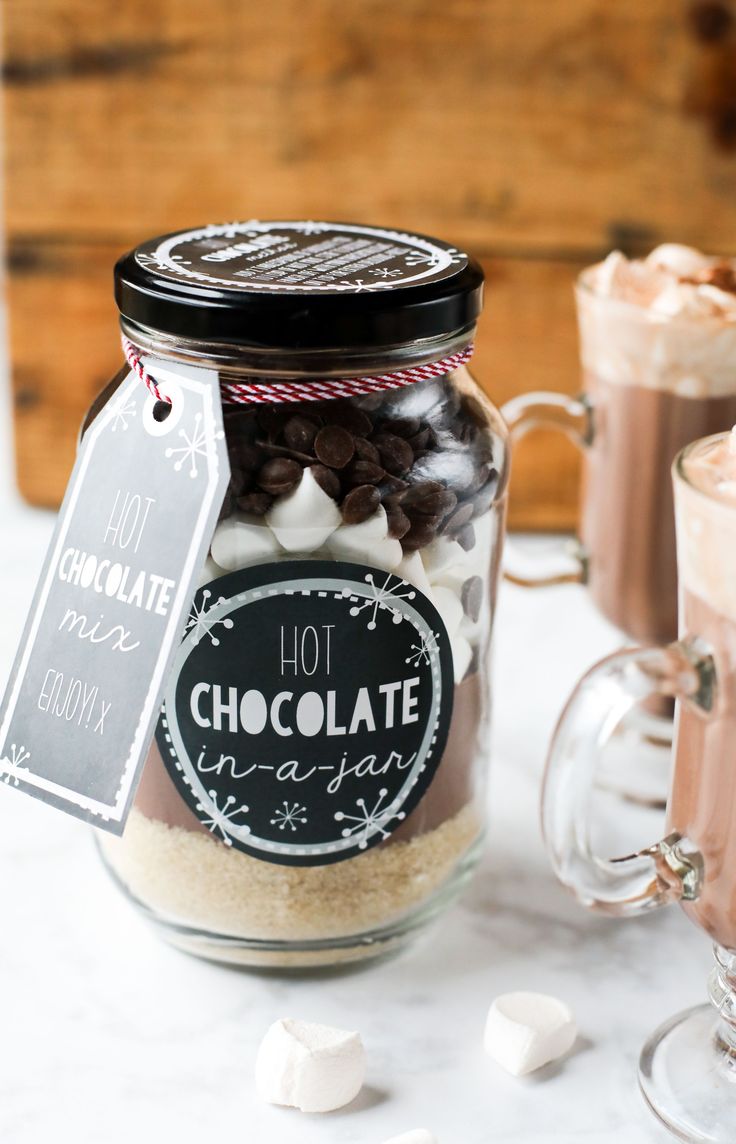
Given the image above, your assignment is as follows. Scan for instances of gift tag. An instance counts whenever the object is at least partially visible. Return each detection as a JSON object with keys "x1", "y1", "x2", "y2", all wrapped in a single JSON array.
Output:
[{"x1": 0, "y1": 362, "x2": 229, "y2": 831}]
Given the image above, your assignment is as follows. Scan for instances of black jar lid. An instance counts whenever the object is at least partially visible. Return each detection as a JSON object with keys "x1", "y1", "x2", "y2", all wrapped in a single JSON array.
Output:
[{"x1": 114, "y1": 220, "x2": 483, "y2": 350}]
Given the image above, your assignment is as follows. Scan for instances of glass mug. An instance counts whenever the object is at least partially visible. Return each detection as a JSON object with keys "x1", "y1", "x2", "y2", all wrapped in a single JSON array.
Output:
[
  {"x1": 503, "y1": 266, "x2": 736, "y2": 645},
  {"x1": 542, "y1": 431, "x2": 736, "y2": 1143},
  {"x1": 504, "y1": 265, "x2": 736, "y2": 804}
]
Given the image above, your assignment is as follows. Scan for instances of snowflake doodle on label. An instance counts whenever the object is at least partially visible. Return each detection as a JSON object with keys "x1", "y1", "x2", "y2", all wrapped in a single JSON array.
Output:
[
  {"x1": 185, "y1": 590, "x2": 235, "y2": 647},
  {"x1": 2, "y1": 743, "x2": 31, "y2": 786},
  {"x1": 406, "y1": 630, "x2": 440, "y2": 667},
  {"x1": 270, "y1": 801, "x2": 308, "y2": 833},
  {"x1": 109, "y1": 393, "x2": 137, "y2": 432},
  {"x1": 335, "y1": 278, "x2": 393, "y2": 293},
  {"x1": 294, "y1": 221, "x2": 331, "y2": 236},
  {"x1": 345, "y1": 574, "x2": 416, "y2": 631},
  {"x1": 165, "y1": 412, "x2": 224, "y2": 478},
  {"x1": 404, "y1": 250, "x2": 442, "y2": 268},
  {"x1": 334, "y1": 788, "x2": 406, "y2": 849},
  {"x1": 197, "y1": 791, "x2": 250, "y2": 844}
]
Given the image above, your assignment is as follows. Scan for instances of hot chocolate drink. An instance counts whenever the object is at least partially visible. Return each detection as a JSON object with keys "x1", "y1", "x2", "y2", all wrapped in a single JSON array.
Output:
[
  {"x1": 667, "y1": 429, "x2": 736, "y2": 949},
  {"x1": 578, "y1": 245, "x2": 736, "y2": 644}
]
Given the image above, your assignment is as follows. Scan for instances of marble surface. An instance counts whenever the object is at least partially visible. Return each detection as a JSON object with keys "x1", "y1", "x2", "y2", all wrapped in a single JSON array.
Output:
[{"x1": 0, "y1": 494, "x2": 709, "y2": 1143}]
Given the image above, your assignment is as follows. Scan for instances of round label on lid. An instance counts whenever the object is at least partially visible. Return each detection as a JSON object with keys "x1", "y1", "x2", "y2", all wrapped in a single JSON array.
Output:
[{"x1": 135, "y1": 220, "x2": 468, "y2": 295}]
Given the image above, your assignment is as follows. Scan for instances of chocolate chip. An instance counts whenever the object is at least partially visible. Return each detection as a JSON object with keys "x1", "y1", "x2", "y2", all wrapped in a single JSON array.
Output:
[
  {"x1": 407, "y1": 427, "x2": 431, "y2": 451},
  {"x1": 354, "y1": 437, "x2": 381, "y2": 465},
  {"x1": 444, "y1": 502, "x2": 474, "y2": 533},
  {"x1": 256, "y1": 457, "x2": 302, "y2": 495},
  {"x1": 256, "y1": 407, "x2": 289, "y2": 436},
  {"x1": 341, "y1": 484, "x2": 381, "y2": 524},
  {"x1": 310, "y1": 463, "x2": 342, "y2": 499},
  {"x1": 344, "y1": 459, "x2": 386, "y2": 486},
  {"x1": 386, "y1": 505, "x2": 411, "y2": 539},
  {"x1": 472, "y1": 481, "x2": 498, "y2": 516},
  {"x1": 326, "y1": 404, "x2": 374, "y2": 436},
  {"x1": 218, "y1": 491, "x2": 234, "y2": 521},
  {"x1": 358, "y1": 393, "x2": 385, "y2": 411},
  {"x1": 284, "y1": 415, "x2": 318, "y2": 453},
  {"x1": 236, "y1": 492, "x2": 273, "y2": 516},
  {"x1": 402, "y1": 518, "x2": 440, "y2": 551},
  {"x1": 461, "y1": 393, "x2": 490, "y2": 428},
  {"x1": 385, "y1": 416, "x2": 421, "y2": 438},
  {"x1": 228, "y1": 466, "x2": 252, "y2": 498},
  {"x1": 380, "y1": 475, "x2": 410, "y2": 496},
  {"x1": 373, "y1": 432, "x2": 414, "y2": 475},
  {"x1": 236, "y1": 443, "x2": 265, "y2": 471},
  {"x1": 456, "y1": 523, "x2": 476, "y2": 551},
  {"x1": 403, "y1": 482, "x2": 457, "y2": 519},
  {"x1": 255, "y1": 439, "x2": 315, "y2": 465},
  {"x1": 315, "y1": 425, "x2": 355, "y2": 469},
  {"x1": 461, "y1": 576, "x2": 483, "y2": 622},
  {"x1": 403, "y1": 480, "x2": 444, "y2": 505}
]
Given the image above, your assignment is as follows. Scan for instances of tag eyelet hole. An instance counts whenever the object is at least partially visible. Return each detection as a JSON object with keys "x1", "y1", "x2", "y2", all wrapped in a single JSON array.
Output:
[{"x1": 153, "y1": 400, "x2": 173, "y2": 423}]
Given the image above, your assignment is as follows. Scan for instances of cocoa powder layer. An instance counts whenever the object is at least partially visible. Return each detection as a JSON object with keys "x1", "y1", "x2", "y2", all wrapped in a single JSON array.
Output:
[{"x1": 134, "y1": 670, "x2": 487, "y2": 844}]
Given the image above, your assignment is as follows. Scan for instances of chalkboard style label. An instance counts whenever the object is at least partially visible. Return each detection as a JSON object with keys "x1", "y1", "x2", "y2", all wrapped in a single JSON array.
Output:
[
  {"x1": 157, "y1": 561, "x2": 454, "y2": 865},
  {"x1": 0, "y1": 362, "x2": 229, "y2": 830}
]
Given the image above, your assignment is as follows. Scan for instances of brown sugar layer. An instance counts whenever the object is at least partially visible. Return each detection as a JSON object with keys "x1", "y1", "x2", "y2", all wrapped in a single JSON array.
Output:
[{"x1": 101, "y1": 801, "x2": 482, "y2": 943}]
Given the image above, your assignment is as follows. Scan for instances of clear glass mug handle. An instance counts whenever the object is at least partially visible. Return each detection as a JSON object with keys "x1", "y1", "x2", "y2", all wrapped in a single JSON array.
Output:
[
  {"x1": 542, "y1": 640, "x2": 715, "y2": 916},
  {"x1": 500, "y1": 391, "x2": 593, "y2": 587}
]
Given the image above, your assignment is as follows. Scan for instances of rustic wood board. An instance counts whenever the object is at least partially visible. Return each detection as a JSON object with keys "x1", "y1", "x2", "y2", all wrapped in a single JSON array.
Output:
[{"x1": 4, "y1": 0, "x2": 736, "y2": 527}]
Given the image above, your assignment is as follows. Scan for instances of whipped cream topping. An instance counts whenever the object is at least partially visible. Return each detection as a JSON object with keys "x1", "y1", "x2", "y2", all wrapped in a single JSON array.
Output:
[
  {"x1": 677, "y1": 430, "x2": 736, "y2": 620},
  {"x1": 578, "y1": 245, "x2": 736, "y2": 396}
]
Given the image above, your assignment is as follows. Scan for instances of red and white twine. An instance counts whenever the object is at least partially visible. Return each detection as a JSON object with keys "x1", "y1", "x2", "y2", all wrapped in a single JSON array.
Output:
[{"x1": 121, "y1": 336, "x2": 473, "y2": 407}]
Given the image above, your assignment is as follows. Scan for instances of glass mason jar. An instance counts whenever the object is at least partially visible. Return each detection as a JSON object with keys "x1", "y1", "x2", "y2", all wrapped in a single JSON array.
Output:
[{"x1": 93, "y1": 221, "x2": 509, "y2": 969}]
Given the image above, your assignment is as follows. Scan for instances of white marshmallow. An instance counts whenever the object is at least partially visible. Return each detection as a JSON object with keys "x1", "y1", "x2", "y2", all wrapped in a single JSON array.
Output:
[
  {"x1": 593, "y1": 249, "x2": 628, "y2": 295},
  {"x1": 459, "y1": 612, "x2": 482, "y2": 644},
  {"x1": 210, "y1": 514, "x2": 282, "y2": 570},
  {"x1": 255, "y1": 1018, "x2": 365, "y2": 1113},
  {"x1": 266, "y1": 467, "x2": 341, "y2": 553},
  {"x1": 395, "y1": 550, "x2": 433, "y2": 597},
  {"x1": 484, "y1": 992, "x2": 577, "y2": 1077},
  {"x1": 451, "y1": 635, "x2": 473, "y2": 682},
  {"x1": 381, "y1": 1133, "x2": 438, "y2": 1144},
  {"x1": 432, "y1": 585, "x2": 463, "y2": 637},
  {"x1": 422, "y1": 537, "x2": 470, "y2": 581},
  {"x1": 198, "y1": 555, "x2": 224, "y2": 586},
  {"x1": 646, "y1": 243, "x2": 711, "y2": 279},
  {"x1": 650, "y1": 281, "x2": 711, "y2": 319},
  {"x1": 327, "y1": 506, "x2": 403, "y2": 571}
]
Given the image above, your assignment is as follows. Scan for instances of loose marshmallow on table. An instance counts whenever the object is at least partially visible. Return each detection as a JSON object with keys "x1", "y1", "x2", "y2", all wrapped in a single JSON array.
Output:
[
  {"x1": 211, "y1": 514, "x2": 282, "y2": 570},
  {"x1": 327, "y1": 505, "x2": 403, "y2": 571},
  {"x1": 255, "y1": 1018, "x2": 365, "y2": 1113},
  {"x1": 266, "y1": 467, "x2": 342, "y2": 553},
  {"x1": 484, "y1": 992, "x2": 577, "y2": 1077},
  {"x1": 381, "y1": 1132, "x2": 438, "y2": 1144}
]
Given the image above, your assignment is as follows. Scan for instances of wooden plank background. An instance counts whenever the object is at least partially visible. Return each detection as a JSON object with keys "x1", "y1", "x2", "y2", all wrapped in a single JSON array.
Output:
[{"x1": 4, "y1": 0, "x2": 736, "y2": 527}]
